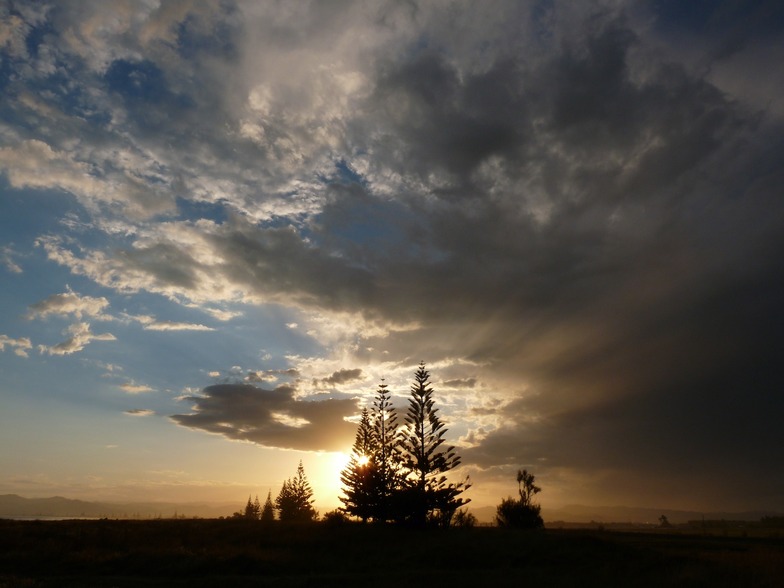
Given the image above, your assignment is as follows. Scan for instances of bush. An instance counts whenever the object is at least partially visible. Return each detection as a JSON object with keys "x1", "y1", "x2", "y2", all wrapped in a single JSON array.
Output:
[
  {"x1": 322, "y1": 509, "x2": 350, "y2": 527},
  {"x1": 452, "y1": 509, "x2": 478, "y2": 529},
  {"x1": 496, "y1": 497, "x2": 543, "y2": 529}
]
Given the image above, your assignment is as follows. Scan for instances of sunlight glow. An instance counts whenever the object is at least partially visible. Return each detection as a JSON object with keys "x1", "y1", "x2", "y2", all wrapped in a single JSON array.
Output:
[{"x1": 332, "y1": 452, "x2": 351, "y2": 472}]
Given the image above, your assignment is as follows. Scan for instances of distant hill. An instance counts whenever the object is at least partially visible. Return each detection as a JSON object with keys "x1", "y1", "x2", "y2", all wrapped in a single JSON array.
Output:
[
  {"x1": 2, "y1": 494, "x2": 780, "y2": 524},
  {"x1": 467, "y1": 503, "x2": 781, "y2": 525},
  {"x1": 0, "y1": 494, "x2": 236, "y2": 519},
  {"x1": 543, "y1": 504, "x2": 782, "y2": 525}
]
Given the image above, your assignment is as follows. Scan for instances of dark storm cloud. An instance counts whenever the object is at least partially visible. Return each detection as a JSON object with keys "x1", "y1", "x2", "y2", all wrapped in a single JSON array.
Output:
[
  {"x1": 336, "y1": 10, "x2": 783, "y2": 508},
  {"x1": 321, "y1": 368, "x2": 364, "y2": 386},
  {"x1": 171, "y1": 383, "x2": 358, "y2": 452},
  {"x1": 460, "y1": 258, "x2": 784, "y2": 506},
  {"x1": 345, "y1": 15, "x2": 775, "y2": 325},
  {"x1": 443, "y1": 378, "x2": 477, "y2": 389},
  {"x1": 649, "y1": 0, "x2": 784, "y2": 61},
  {"x1": 372, "y1": 53, "x2": 524, "y2": 180},
  {"x1": 208, "y1": 221, "x2": 377, "y2": 311}
]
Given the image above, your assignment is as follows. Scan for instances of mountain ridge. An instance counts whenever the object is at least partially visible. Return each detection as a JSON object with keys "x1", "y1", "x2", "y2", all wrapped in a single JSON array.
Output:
[
  {"x1": 0, "y1": 494, "x2": 237, "y2": 519},
  {"x1": 2, "y1": 494, "x2": 780, "y2": 523}
]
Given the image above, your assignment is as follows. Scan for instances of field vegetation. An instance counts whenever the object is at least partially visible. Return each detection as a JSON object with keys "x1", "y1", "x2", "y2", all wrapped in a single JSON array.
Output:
[{"x1": 1, "y1": 518, "x2": 783, "y2": 587}]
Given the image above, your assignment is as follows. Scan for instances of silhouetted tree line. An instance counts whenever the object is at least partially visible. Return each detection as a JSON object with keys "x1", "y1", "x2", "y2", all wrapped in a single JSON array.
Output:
[
  {"x1": 233, "y1": 462, "x2": 316, "y2": 522},
  {"x1": 234, "y1": 363, "x2": 543, "y2": 529},
  {"x1": 339, "y1": 363, "x2": 471, "y2": 527}
]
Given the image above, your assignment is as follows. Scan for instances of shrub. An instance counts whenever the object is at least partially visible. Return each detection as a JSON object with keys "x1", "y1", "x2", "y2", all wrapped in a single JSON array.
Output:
[
  {"x1": 322, "y1": 509, "x2": 350, "y2": 527},
  {"x1": 452, "y1": 509, "x2": 478, "y2": 529},
  {"x1": 496, "y1": 497, "x2": 543, "y2": 529}
]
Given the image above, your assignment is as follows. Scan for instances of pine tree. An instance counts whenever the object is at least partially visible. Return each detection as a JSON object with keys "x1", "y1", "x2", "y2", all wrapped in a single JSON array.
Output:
[
  {"x1": 398, "y1": 362, "x2": 470, "y2": 526},
  {"x1": 371, "y1": 379, "x2": 400, "y2": 522},
  {"x1": 340, "y1": 408, "x2": 379, "y2": 522},
  {"x1": 276, "y1": 461, "x2": 318, "y2": 522},
  {"x1": 260, "y1": 490, "x2": 275, "y2": 522},
  {"x1": 242, "y1": 496, "x2": 260, "y2": 521}
]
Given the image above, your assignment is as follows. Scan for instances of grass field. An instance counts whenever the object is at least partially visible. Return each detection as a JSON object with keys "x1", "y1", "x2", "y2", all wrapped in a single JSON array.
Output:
[{"x1": 1, "y1": 518, "x2": 782, "y2": 587}]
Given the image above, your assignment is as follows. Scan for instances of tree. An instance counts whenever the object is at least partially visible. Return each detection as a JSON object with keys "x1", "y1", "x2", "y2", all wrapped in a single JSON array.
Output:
[
  {"x1": 398, "y1": 362, "x2": 470, "y2": 526},
  {"x1": 340, "y1": 379, "x2": 405, "y2": 523},
  {"x1": 340, "y1": 408, "x2": 379, "y2": 522},
  {"x1": 452, "y1": 508, "x2": 478, "y2": 528},
  {"x1": 371, "y1": 379, "x2": 401, "y2": 522},
  {"x1": 239, "y1": 494, "x2": 260, "y2": 520},
  {"x1": 516, "y1": 469, "x2": 540, "y2": 506},
  {"x1": 260, "y1": 490, "x2": 275, "y2": 522},
  {"x1": 496, "y1": 468, "x2": 543, "y2": 529},
  {"x1": 276, "y1": 461, "x2": 318, "y2": 522}
]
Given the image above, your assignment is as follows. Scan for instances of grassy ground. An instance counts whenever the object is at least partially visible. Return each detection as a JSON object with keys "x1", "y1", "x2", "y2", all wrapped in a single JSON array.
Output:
[{"x1": 1, "y1": 518, "x2": 782, "y2": 587}]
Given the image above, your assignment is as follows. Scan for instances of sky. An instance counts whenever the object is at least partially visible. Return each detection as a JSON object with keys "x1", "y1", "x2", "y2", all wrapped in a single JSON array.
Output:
[{"x1": 1, "y1": 0, "x2": 783, "y2": 515}]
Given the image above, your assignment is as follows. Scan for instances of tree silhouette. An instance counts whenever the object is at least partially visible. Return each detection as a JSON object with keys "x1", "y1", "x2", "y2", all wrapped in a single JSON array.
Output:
[
  {"x1": 239, "y1": 494, "x2": 261, "y2": 520},
  {"x1": 260, "y1": 490, "x2": 275, "y2": 522},
  {"x1": 398, "y1": 362, "x2": 470, "y2": 526},
  {"x1": 276, "y1": 461, "x2": 318, "y2": 522},
  {"x1": 371, "y1": 379, "x2": 401, "y2": 522},
  {"x1": 340, "y1": 408, "x2": 379, "y2": 522},
  {"x1": 496, "y1": 468, "x2": 543, "y2": 529},
  {"x1": 516, "y1": 469, "x2": 540, "y2": 506},
  {"x1": 452, "y1": 508, "x2": 478, "y2": 528}
]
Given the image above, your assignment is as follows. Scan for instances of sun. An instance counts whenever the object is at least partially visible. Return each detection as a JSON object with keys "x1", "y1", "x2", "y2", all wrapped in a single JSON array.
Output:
[{"x1": 356, "y1": 454, "x2": 370, "y2": 467}]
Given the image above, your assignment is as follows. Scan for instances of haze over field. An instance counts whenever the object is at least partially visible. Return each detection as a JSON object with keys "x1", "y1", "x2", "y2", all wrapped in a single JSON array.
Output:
[{"x1": 1, "y1": 0, "x2": 783, "y2": 514}]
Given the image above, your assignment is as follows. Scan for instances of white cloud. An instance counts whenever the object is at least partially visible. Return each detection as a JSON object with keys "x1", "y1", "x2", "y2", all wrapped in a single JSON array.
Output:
[
  {"x1": 0, "y1": 140, "x2": 169, "y2": 217},
  {"x1": 27, "y1": 288, "x2": 110, "y2": 320},
  {"x1": 143, "y1": 321, "x2": 213, "y2": 331},
  {"x1": 38, "y1": 322, "x2": 116, "y2": 356},
  {"x1": 191, "y1": 306, "x2": 242, "y2": 322},
  {"x1": 1, "y1": 246, "x2": 23, "y2": 273},
  {"x1": 127, "y1": 314, "x2": 214, "y2": 332},
  {"x1": 0, "y1": 334, "x2": 32, "y2": 358},
  {"x1": 119, "y1": 382, "x2": 155, "y2": 394}
]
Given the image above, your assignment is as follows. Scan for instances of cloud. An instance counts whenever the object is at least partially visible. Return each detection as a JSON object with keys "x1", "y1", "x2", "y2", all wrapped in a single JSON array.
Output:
[
  {"x1": 36, "y1": 218, "x2": 380, "y2": 317},
  {"x1": 1, "y1": 246, "x2": 23, "y2": 273},
  {"x1": 0, "y1": 139, "x2": 175, "y2": 218},
  {"x1": 129, "y1": 314, "x2": 214, "y2": 331},
  {"x1": 119, "y1": 382, "x2": 155, "y2": 394},
  {"x1": 246, "y1": 368, "x2": 300, "y2": 383},
  {"x1": 171, "y1": 383, "x2": 358, "y2": 452},
  {"x1": 142, "y1": 321, "x2": 213, "y2": 332},
  {"x1": 27, "y1": 288, "x2": 110, "y2": 320},
  {"x1": 0, "y1": 334, "x2": 32, "y2": 358},
  {"x1": 124, "y1": 409, "x2": 155, "y2": 417},
  {"x1": 0, "y1": 11, "x2": 30, "y2": 59},
  {"x1": 321, "y1": 368, "x2": 364, "y2": 386},
  {"x1": 38, "y1": 322, "x2": 116, "y2": 356},
  {"x1": 443, "y1": 378, "x2": 477, "y2": 389},
  {"x1": 2, "y1": 0, "x2": 783, "y2": 509}
]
